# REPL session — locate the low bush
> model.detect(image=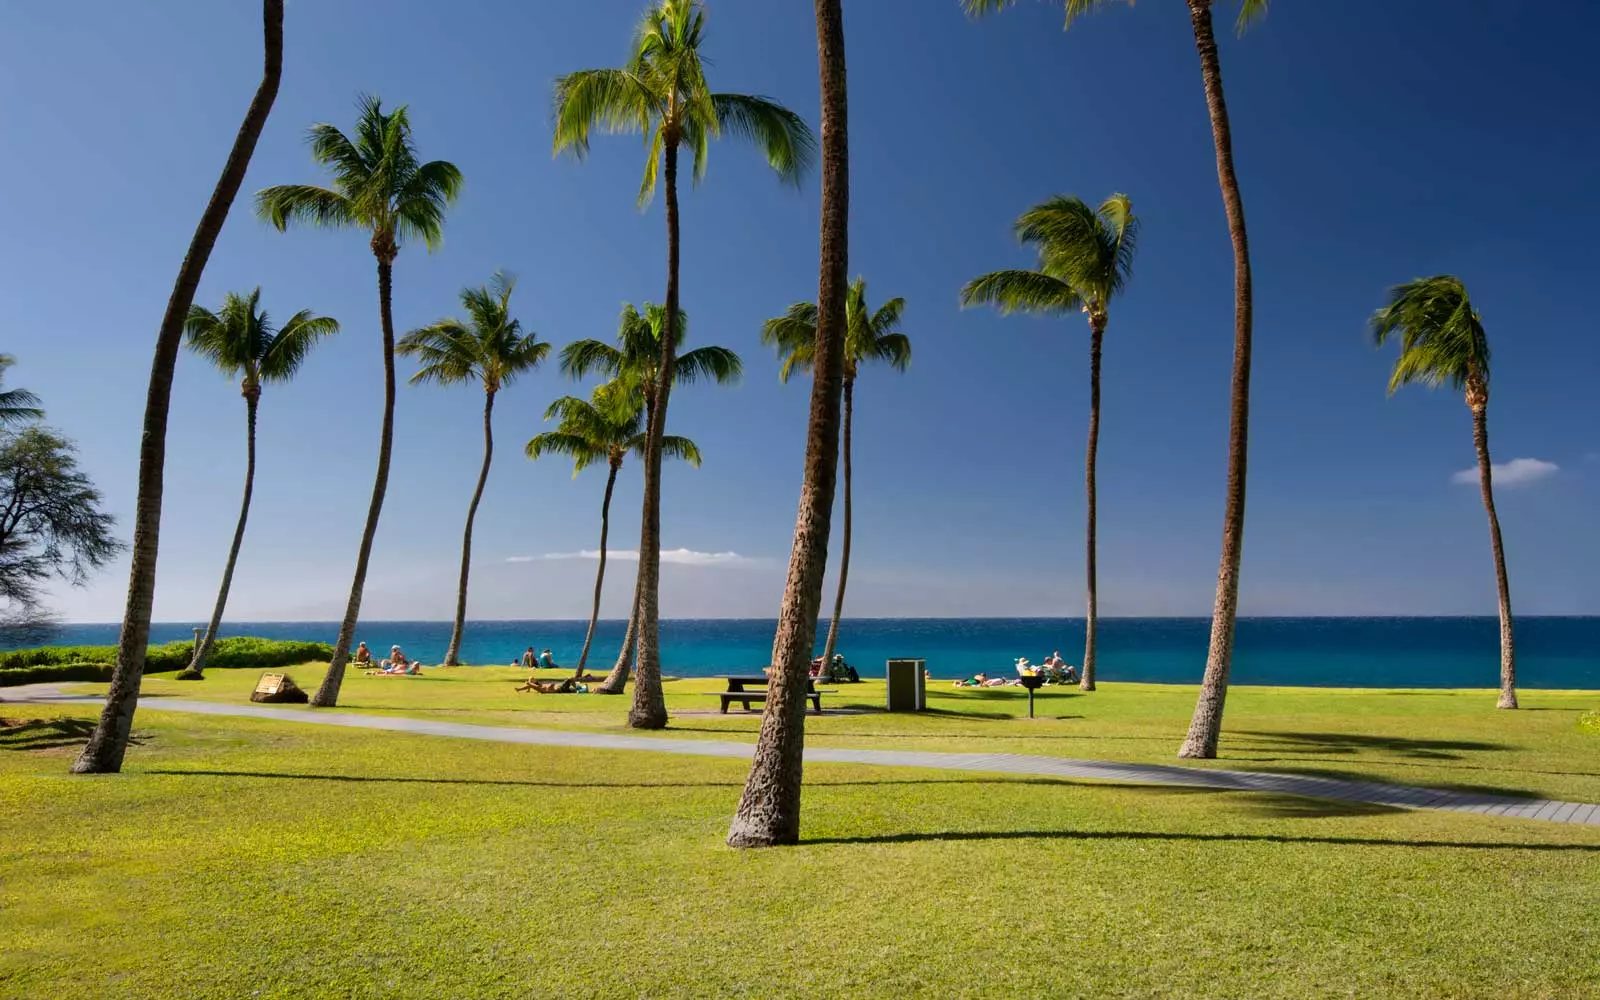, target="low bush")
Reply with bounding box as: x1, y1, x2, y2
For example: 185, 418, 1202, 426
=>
0, 662, 114, 687
0, 637, 333, 675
